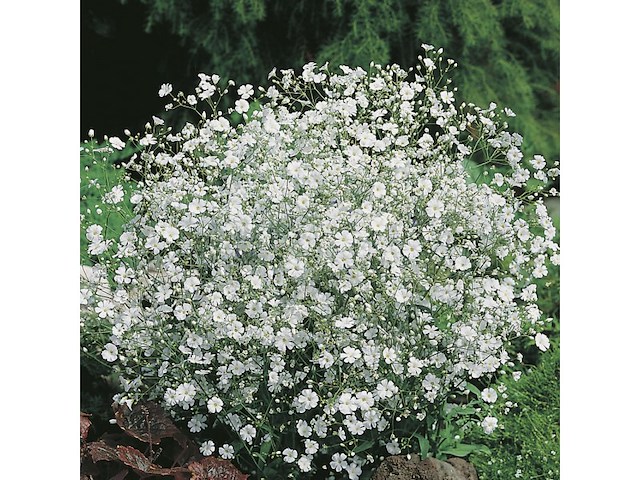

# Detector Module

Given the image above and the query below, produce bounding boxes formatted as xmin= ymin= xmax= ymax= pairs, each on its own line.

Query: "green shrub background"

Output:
xmin=118 ymin=0 xmax=559 ymax=162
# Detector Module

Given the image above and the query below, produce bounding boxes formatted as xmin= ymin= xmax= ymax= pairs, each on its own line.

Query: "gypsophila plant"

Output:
xmin=80 ymin=45 xmax=559 ymax=479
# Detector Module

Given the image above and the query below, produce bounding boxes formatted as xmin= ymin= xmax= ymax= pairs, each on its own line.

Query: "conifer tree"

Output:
xmin=116 ymin=0 xmax=559 ymax=160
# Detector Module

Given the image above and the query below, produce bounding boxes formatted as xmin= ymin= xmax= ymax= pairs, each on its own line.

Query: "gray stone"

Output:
xmin=372 ymin=455 xmax=478 ymax=480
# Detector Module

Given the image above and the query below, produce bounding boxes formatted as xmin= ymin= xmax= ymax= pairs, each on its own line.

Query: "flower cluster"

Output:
xmin=81 ymin=45 xmax=559 ymax=478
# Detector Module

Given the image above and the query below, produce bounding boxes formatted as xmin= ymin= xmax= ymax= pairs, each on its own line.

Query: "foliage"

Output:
xmin=81 ymin=402 xmax=248 ymax=479
xmin=80 ymin=138 xmax=137 ymax=265
xmin=80 ymin=47 xmax=559 ymax=479
xmin=117 ymin=0 xmax=559 ymax=161
xmin=470 ymin=345 xmax=560 ymax=480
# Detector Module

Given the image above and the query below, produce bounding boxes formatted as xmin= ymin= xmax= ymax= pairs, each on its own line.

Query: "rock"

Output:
xmin=372 ymin=455 xmax=478 ymax=480
xmin=446 ymin=458 xmax=479 ymax=480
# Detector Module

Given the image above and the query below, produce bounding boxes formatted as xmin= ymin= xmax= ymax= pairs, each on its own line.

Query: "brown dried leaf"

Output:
xmin=87 ymin=440 xmax=120 ymax=463
xmin=113 ymin=401 xmax=189 ymax=447
xmin=116 ymin=445 xmax=189 ymax=476
xmin=187 ymin=457 xmax=249 ymax=480
xmin=81 ymin=412 xmax=92 ymax=442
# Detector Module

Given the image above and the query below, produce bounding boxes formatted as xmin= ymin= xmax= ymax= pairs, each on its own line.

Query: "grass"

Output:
xmin=470 ymin=345 xmax=560 ymax=480
xmin=80 ymin=141 xmax=137 ymax=265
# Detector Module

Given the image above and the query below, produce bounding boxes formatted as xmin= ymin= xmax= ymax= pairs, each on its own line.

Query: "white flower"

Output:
xmin=400 ymin=84 xmax=415 ymax=101
xmin=101 ymin=343 xmax=118 ymax=362
xmin=108 ymin=136 xmax=126 ymax=150
xmin=481 ymin=388 xmax=498 ymax=403
xmin=338 ymin=392 xmax=358 ymax=415
xmin=417 ymin=177 xmax=433 ymax=195
xmin=282 ymin=448 xmax=298 ymax=463
xmin=481 ymin=416 xmax=499 ymax=434
xmin=335 ymin=230 xmax=354 ymax=248
xmin=95 ymin=300 xmax=114 ymax=318
xmin=304 ymin=439 xmax=319 ymax=455
xmin=535 ymin=332 xmax=551 ymax=351
xmin=80 ymin=288 xmax=90 ymax=305
xmin=104 ymin=185 xmax=124 ymax=205
xmin=200 ymin=440 xmax=215 ymax=456
xmin=188 ymin=414 xmax=207 ymax=433
xmin=284 ymin=256 xmax=305 ymax=278
xmin=317 ymin=351 xmax=335 ymax=369
xmin=175 ymin=382 xmax=196 ymax=403
xmin=382 ymin=347 xmax=397 ymax=364
xmin=455 ymin=256 xmax=472 ymax=271
xmin=85 ymin=224 xmax=103 ymax=242
xmin=531 ymin=155 xmax=546 ymax=170
xmin=369 ymin=77 xmax=385 ymax=91
xmin=298 ymin=455 xmax=312 ymax=472
xmin=395 ymin=287 xmax=411 ymax=303
xmin=371 ymin=181 xmax=387 ymax=198
xmin=239 ymin=424 xmax=257 ymax=444
xmin=296 ymin=194 xmax=310 ymax=210
xmin=235 ymin=99 xmax=250 ymax=114
xmin=345 ymin=462 xmax=363 ymax=480
xmin=370 ymin=215 xmax=388 ymax=232
xmin=402 ymin=240 xmax=422 ymax=260
xmin=237 ymin=84 xmax=254 ymax=98
xmin=376 ymin=379 xmax=398 ymax=399
xmin=426 ymin=198 xmax=445 ymax=218
xmin=335 ymin=316 xmax=355 ymax=329
xmin=296 ymin=420 xmax=312 ymax=437
xmin=335 ymin=250 xmax=354 ymax=270
xmin=298 ymin=232 xmax=316 ymax=250
xmin=173 ymin=303 xmax=192 ymax=321
xmin=407 ymin=356 xmax=423 ymax=376
xmin=184 ymin=276 xmax=201 ymax=293
xmin=330 ymin=452 xmax=348 ymax=472
xmin=158 ymin=83 xmax=173 ymax=97
xmin=224 ymin=154 xmax=240 ymax=169
xmin=189 ymin=199 xmax=207 ymax=214
xmin=164 ymin=388 xmax=178 ymax=406
xmin=219 ymin=444 xmax=235 ymax=459
xmin=139 ymin=133 xmax=157 ymax=146
xmin=386 ymin=439 xmax=401 ymax=455
xmin=296 ymin=389 xmax=319 ymax=412
xmin=355 ymin=391 xmax=375 ymax=410
xmin=340 ymin=346 xmax=362 ymax=364
xmin=440 ymin=90 xmax=454 ymax=103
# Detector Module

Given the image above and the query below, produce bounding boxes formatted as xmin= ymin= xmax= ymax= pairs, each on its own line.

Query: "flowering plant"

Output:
xmin=81 ymin=45 xmax=559 ymax=479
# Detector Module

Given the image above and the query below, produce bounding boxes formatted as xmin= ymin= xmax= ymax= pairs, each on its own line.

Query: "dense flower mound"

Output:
xmin=81 ymin=45 xmax=559 ymax=479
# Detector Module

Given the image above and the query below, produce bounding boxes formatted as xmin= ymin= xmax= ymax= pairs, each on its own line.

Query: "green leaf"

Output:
xmin=438 ymin=437 xmax=454 ymax=452
xmin=465 ymin=382 xmax=482 ymax=397
xmin=439 ymin=443 xmax=491 ymax=457
xmin=417 ymin=434 xmax=430 ymax=460
xmin=259 ymin=439 xmax=272 ymax=457
xmin=353 ymin=440 xmax=375 ymax=454
xmin=451 ymin=406 xmax=477 ymax=416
